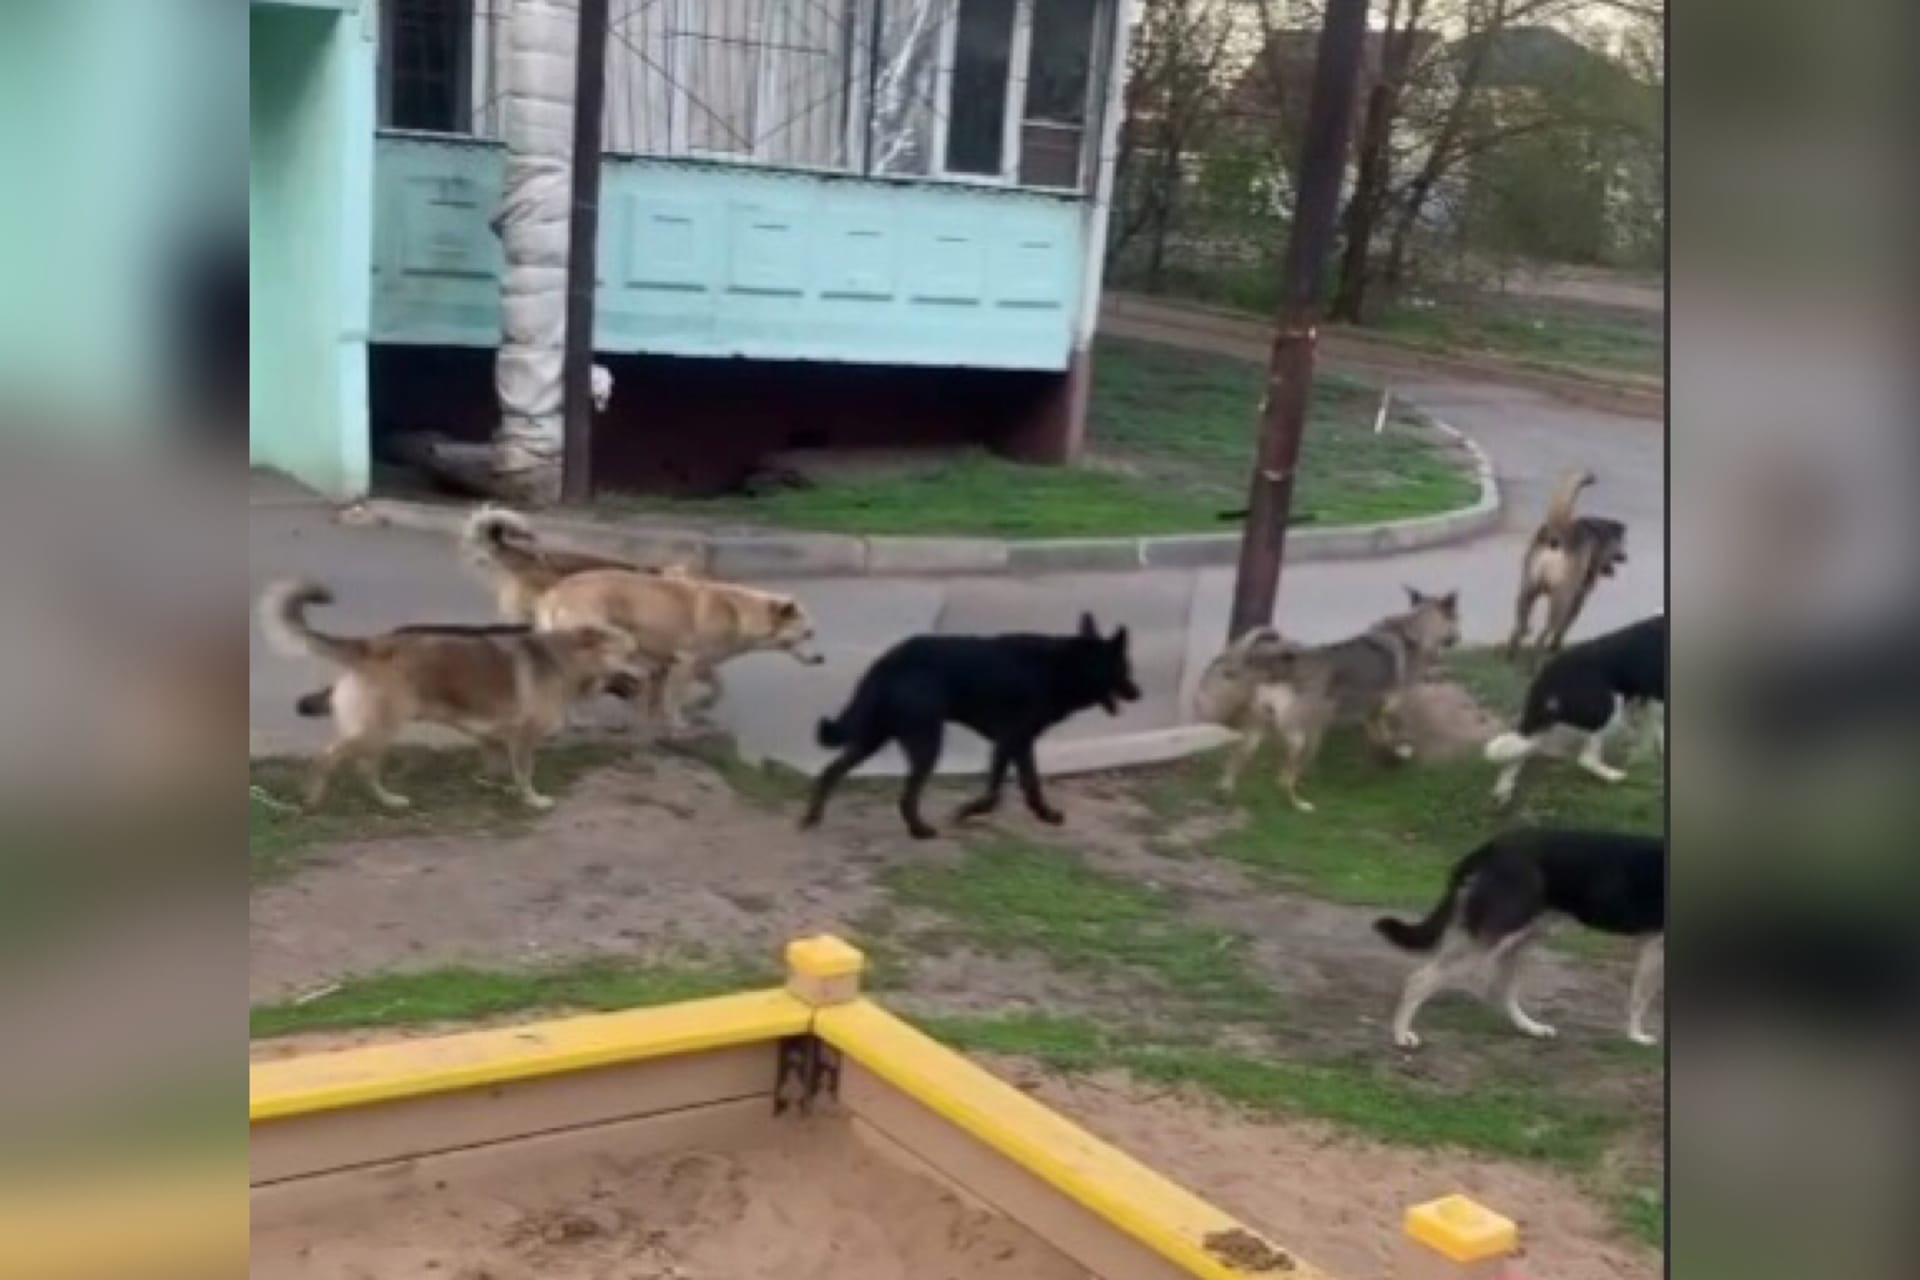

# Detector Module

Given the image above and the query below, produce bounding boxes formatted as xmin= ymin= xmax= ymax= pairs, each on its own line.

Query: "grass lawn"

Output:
xmin=1365 ymin=293 xmax=1664 ymax=381
xmin=1137 ymin=648 xmax=1662 ymax=911
xmin=597 ymin=337 xmax=1478 ymax=539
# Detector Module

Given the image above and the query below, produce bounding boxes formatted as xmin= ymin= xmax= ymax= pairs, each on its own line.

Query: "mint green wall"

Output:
xmin=374 ymin=139 xmax=1087 ymax=372
xmin=0 ymin=0 xmax=242 ymax=433
xmin=248 ymin=2 xmax=375 ymax=497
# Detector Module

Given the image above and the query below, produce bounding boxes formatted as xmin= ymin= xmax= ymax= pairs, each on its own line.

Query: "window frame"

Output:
xmin=368 ymin=0 xmax=1114 ymax=196
xmin=378 ymin=0 xmax=477 ymax=137
xmin=931 ymin=0 xmax=1108 ymax=193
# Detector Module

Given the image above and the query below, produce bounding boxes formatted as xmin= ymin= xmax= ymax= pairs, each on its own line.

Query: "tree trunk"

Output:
xmin=488 ymin=0 xmax=578 ymax=505
xmin=1381 ymin=1 xmax=1503 ymax=295
xmin=1330 ymin=0 xmax=1419 ymax=324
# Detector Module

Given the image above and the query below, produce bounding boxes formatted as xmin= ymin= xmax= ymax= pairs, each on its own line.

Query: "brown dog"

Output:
xmin=260 ymin=580 xmax=637 ymax=810
xmin=532 ymin=568 xmax=824 ymax=732
xmin=1506 ymin=470 xmax=1628 ymax=659
xmin=461 ymin=506 xmax=691 ymax=623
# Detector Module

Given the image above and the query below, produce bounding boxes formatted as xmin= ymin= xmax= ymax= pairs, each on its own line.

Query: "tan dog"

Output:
xmin=1204 ymin=589 xmax=1461 ymax=811
xmin=532 ymin=568 xmax=824 ymax=732
xmin=461 ymin=506 xmax=692 ymax=623
xmin=1506 ymin=470 xmax=1628 ymax=659
xmin=259 ymin=580 xmax=637 ymax=810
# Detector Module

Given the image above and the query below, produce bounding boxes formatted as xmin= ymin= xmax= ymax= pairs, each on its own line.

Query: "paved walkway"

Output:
xmin=251 ymin=351 xmax=1663 ymax=776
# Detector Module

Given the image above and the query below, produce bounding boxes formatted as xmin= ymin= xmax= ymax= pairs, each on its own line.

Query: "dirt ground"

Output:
xmin=252 ymin=1123 xmax=1090 ymax=1280
xmin=251 ymin=683 xmax=1499 ymax=1003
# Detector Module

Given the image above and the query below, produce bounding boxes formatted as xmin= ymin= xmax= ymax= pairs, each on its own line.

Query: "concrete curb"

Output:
xmin=356 ymin=409 xmax=1500 ymax=581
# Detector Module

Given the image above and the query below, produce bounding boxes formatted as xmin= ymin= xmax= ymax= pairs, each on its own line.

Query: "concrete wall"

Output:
xmin=0 ymin=0 xmax=243 ymax=434
xmin=372 ymin=138 xmax=1087 ymax=372
xmin=248 ymin=1 xmax=375 ymax=497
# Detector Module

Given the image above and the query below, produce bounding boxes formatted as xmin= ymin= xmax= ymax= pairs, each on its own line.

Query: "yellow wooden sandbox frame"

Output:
xmin=248 ymin=935 xmax=1329 ymax=1279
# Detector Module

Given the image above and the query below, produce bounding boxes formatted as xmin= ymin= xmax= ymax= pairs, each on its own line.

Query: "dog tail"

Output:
xmin=295 ymin=686 xmax=333 ymax=718
xmin=258 ymin=579 xmax=366 ymax=667
xmin=1543 ymin=468 xmax=1596 ymax=535
xmin=1374 ymin=846 xmax=1488 ymax=952
xmin=462 ymin=504 xmax=534 ymax=564
xmin=816 ymin=673 xmax=885 ymax=750
xmin=1483 ymin=730 xmax=1541 ymax=764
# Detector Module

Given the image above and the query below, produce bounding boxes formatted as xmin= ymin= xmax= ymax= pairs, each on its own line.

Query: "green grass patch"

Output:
xmin=250 ymin=955 xmax=774 ymax=1039
xmin=1367 ymin=294 xmax=1663 ymax=380
xmin=923 ymin=1012 xmax=1622 ymax=1170
xmin=883 ymin=838 xmax=1279 ymax=1022
xmin=250 ymin=742 xmax=628 ymax=883
xmin=1139 ymin=648 xmax=1662 ymax=910
xmin=1614 ymin=1181 xmax=1665 ymax=1249
xmin=596 ymin=337 xmax=1476 ymax=538
xmin=1143 ymin=739 xmax=1660 ymax=911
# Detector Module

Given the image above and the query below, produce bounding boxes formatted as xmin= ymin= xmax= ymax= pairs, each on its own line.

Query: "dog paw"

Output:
xmin=376 ymin=794 xmax=414 ymax=812
xmin=1628 ymin=1029 xmax=1659 ymax=1048
xmin=522 ymin=793 xmax=556 ymax=812
xmin=1517 ymin=1021 xmax=1559 ymax=1041
xmin=1392 ymin=742 xmax=1416 ymax=761
xmin=1290 ymin=797 xmax=1317 ymax=814
xmin=1034 ymin=807 xmax=1065 ymax=825
xmin=1393 ymin=1029 xmax=1422 ymax=1050
xmin=907 ymin=824 xmax=939 ymax=841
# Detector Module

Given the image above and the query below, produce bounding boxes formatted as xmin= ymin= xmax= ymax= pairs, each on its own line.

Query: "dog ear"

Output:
xmin=1440 ymin=591 xmax=1459 ymax=616
xmin=1404 ymin=585 xmax=1424 ymax=606
xmin=1110 ymin=625 xmax=1130 ymax=651
xmin=1078 ymin=612 xmax=1098 ymax=639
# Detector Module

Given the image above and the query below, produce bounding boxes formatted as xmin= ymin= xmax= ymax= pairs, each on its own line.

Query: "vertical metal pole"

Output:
xmin=863 ymin=0 xmax=884 ymax=176
xmin=562 ymin=0 xmax=612 ymax=504
xmin=1226 ymin=0 xmax=1371 ymax=639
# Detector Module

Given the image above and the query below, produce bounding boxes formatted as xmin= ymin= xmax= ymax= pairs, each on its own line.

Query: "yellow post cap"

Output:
xmin=1404 ymin=1195 xmax=1518 ymax=1263
xmin=785 ymin=934 xmax=866 ymax=980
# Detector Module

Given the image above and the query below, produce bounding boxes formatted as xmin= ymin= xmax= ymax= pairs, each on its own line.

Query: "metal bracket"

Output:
xmin=773 ymin=1035 xmax=842 ymax=1117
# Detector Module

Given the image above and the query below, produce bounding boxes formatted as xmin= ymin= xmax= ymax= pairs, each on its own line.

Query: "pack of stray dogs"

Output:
xmin=258 ymin=469 xmax=1663 ymax=1050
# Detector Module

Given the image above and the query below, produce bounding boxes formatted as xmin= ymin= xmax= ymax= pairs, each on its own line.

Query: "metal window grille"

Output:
xmin=376 ymin=0 xmax=1109 ymax=192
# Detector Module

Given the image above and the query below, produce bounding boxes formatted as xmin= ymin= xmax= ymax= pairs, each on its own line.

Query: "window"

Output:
xmin=945 ymin=0 xmax=1017 ymax=176
xmin=933 ymin=0 xmax=1106 ymax=189
xmin=1018 ymin=0 xmax=1099 ymax=188
xmin=382 ymin=0 xmax=475 ymax=134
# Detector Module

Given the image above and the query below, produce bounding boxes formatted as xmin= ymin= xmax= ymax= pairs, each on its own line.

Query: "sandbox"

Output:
xmin=249 ymin=937 xmax=1319 ymax=1280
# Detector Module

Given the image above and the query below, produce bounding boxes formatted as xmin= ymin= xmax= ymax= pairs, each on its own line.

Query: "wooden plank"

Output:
xmin=820 ymin=1000 xmax=1322 ymax=1280
xmin=252 ymin=1096 xmax=772 ymax=1229
xmin=253 ymin=1043 xmax=778 ymax=1185
xmin=251 ymin=988 xmax=809 ymax=1123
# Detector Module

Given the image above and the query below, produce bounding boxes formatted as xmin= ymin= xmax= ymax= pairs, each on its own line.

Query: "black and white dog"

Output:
xmin=1376 ymin=828 xmax=1665 ymax=1049
xmin=1485 ymin=614 xmax=1665 ymax=806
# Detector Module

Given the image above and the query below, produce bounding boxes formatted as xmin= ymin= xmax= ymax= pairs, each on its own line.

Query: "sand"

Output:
xmin=250 ymin=1123 xmax=1092 ymax=1280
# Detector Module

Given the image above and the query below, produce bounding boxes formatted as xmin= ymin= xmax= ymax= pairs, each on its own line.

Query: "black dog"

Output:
xmin=1485 ymin=613 xmax=1665 ymax=805
xmin=799 ymin=613 xmax=1140 ymax=839
xmin=1377 ymin=827 xmax=1666 ymax=1049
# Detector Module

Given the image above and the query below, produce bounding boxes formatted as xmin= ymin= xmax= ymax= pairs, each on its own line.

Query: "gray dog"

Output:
xmin=1195 ymin=589 xmax=1461 ymax=811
